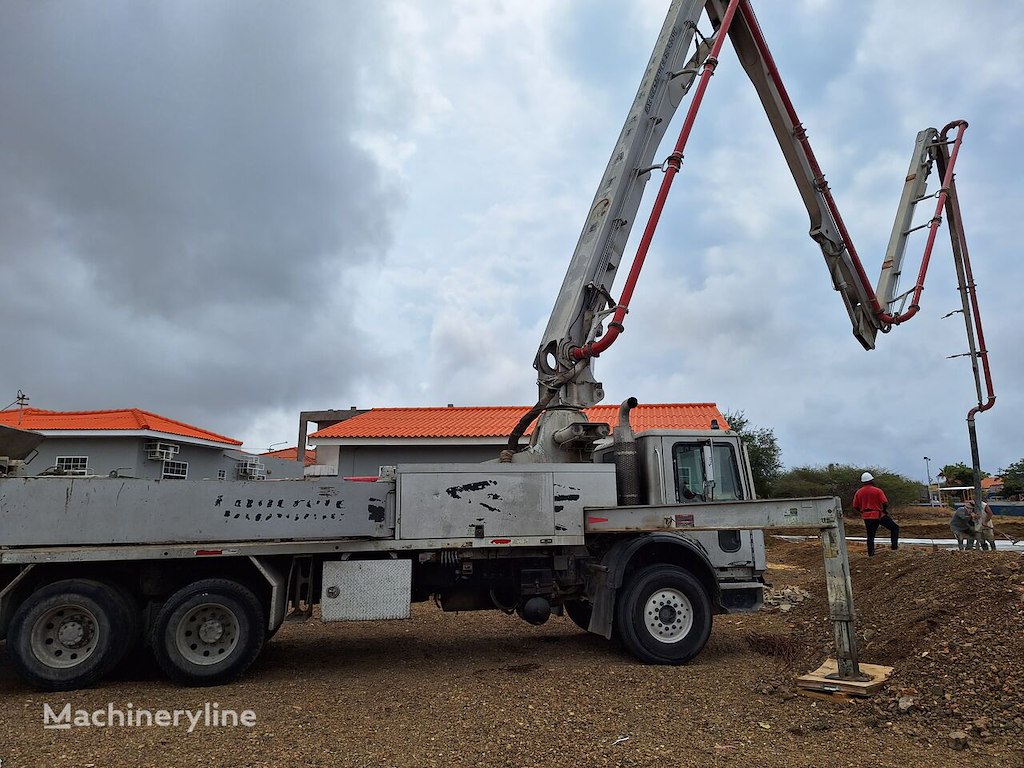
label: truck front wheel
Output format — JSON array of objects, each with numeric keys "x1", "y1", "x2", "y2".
[
  {"x1": 7, "y1": 579, "x2": 134, "y2": 691},
  {"x1": 614, "y1": 565, "x2": 711, "y2": 665},
  {"x1": 151, "y1": 579, "x2": 265, "y2": 686}
]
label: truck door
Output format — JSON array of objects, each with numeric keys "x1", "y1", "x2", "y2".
[{"x1": 660, "y1": 437, "x2": 759, "y2": 566}]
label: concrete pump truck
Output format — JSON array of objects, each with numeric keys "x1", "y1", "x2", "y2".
[{"x1": 0, "y1": 0, "x2": 985, "y2": 691}]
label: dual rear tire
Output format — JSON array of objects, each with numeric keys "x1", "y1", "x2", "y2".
[
  {"x1": 7, "y1": 577, "x2": 265, "y2": 690},
  {"x1": 150, "y1": 579, "x2": 265, "y2": 686},
  {"x1": 7, "y1": 579, "x2": 135, "y2": 691}
]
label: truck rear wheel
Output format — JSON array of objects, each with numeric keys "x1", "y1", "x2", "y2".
[
  {"x1": 7, "y1": 579, "x2": 134, "y2": 691},
  {"x1": 151, "y1": 579, "x2": 265, "y2": 686},
  {"x1": 614, "y1": 564, "x2": 711, "y2": 665}
]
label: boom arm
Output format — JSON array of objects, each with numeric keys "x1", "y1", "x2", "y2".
[
  {"x1": 717, "y1": 2, "x2": 975, "y2": 345},
  {"x1": 510, "y1": 0, "x2": 991, "y2": 461},
  {"x1": 532, "y1": 0, "x2": 713, "y2": 412}
]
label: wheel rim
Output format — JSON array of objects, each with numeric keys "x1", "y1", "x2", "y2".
[
  {"x1": 174, "y1": 602, "x2": 240, "y2": 666},
  {"x1": 30, "y1": 603, "x2": 99, "y2": 669},
  {"x1": 644, "y1": 588, "x2": 694, "y2": 643}
]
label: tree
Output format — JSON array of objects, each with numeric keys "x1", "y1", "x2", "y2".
[
  {"x1": 939, "y1": 462, "x2": 989, "y2": 488},
  {"x1": 723, "y1": 410, "x2": 782, "y2": 498},
  {"x1": 774, "y1": 464, "x2": 922, "y2": 511},
  {"x1": 999, "y1": 459, "x2": 1024, "y2": 498}
]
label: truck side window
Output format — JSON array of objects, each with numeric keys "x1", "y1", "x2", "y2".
[
  {"x1": 672, "y1": 444, "x2": 704, "y2": 502},
  {"x1": 712, "y1": 444, "x2": 744, "y2": 501}
]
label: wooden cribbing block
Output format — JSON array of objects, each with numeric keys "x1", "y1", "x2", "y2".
[{"x1": 794, "y1": 658, "x2": 893, "y2": 697}]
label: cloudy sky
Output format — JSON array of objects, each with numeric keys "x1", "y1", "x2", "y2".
[{"x1": 1, "y1": 0, "x2": 1020, "y2": 482}]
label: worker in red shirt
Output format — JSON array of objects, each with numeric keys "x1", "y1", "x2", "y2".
[{"x1": 851, "y1": 471, "x2": 899, "y2": 556}]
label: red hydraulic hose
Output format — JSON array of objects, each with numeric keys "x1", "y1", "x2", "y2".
[
  {"x1": 572, "y1": 0, "x2": 744, "y2": 362},
  {"x1": 574, "y1": 0, "x2": 976, "y2": 365}
]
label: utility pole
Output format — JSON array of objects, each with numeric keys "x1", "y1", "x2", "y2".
[{"x1": 923, "y1": 456, "x2": 933, "y2": 504}]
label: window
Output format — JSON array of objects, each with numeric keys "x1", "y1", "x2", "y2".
[
  {"x1": 673, "y1": 444, "x2": 704, "y2": 501},
  {"x1": 162, "y1": 460, "x2": 189, "y2": 479},
  {"x1": 672, "y1": 441, "x2": 746, "y2": 502},
  {"x1": 217, "y1": 469, "x2": 226, "y2": 480},
  {"x1": 711, "y1": 444, "x2": 744, "y2": 501},
  {"x1": 56, "y1": 456, "x2": 89, "y2": 476},
  {"x1": 718, "y1": 530, "x2": 742, "y2": 552}
]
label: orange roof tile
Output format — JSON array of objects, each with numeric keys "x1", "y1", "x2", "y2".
[
  {"x1": 309, "y1": 403, "x2": 727, "y2": 440},
  {"x1": 261, "y1": 447, "x2": 317, "y2": 466},
  {"x1": 0, "y1": 408, "x2": 241, "y2": 446},
  {"x1": 586, "y1": 404, "x2": 728, "y2": 434}
]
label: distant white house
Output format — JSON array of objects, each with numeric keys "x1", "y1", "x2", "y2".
[{"x1": 0, "y1": 407, "x2": 300, "y2": 480}]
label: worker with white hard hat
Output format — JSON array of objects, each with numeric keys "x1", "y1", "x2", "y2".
[{"x1": 851, "y1": 471, "x2": 899, "y2": 556}]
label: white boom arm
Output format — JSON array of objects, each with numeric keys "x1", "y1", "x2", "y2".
[{"x1": 509, "y1": 0, "x2": 980, "y2": 462}]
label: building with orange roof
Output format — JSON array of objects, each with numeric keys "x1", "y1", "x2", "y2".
[
  {"x1": 981, "y1": 476, "x2": 1004, "y2": 498},
  {"x1": 260, "y1": 446, "x2": 318, "y2": 466},
  {"x1": 306, "y1": 403, "x2": 728, "y2": 477},
  {"x1": 0, "y1": 407, "x2": 301, "y2": 481}
]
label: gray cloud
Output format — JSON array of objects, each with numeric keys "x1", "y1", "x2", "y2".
[
  {"x1": 0, "y1": 2, "x2": 401, "y2": 440},
  {"x1": 1, "y1": 0, "x2": 1020, "y2": 483}
]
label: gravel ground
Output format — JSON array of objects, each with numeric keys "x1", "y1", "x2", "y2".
[{"x1": 1, "y1": 507, "x2": 1021, "y2": 767}]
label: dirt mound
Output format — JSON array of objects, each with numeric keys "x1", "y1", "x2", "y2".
[
  {"x1": 768, "y1": 540, "x2": 1024, "y2": 739},
  {"x1": 767, "y1": 537, "x2": 831, "y2": 571},
  {"x1": 896, "y1": 505, "x2": 961, "y2": 523}
]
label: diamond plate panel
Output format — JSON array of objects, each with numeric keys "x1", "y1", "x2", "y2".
[{"x1": 320, "y1": 560, "x2": 411, "y2": 621}]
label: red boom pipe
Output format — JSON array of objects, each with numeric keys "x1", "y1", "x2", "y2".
[{"x1": 574, "y1": 1, "x2": 977, "y2": 364}]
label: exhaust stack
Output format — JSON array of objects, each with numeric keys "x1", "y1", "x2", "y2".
[{"x1": 613, "y1": 397, "x2": 641, "y2": 506}]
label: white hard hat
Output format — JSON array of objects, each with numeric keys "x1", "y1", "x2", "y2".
[{"x1": 861, "y1": 472, "x2": 874, "y2": 482}]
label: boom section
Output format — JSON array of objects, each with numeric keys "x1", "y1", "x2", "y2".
[
  {"x1": 714, "y1": 1, "x2": 973, "y2": 349},
  {"x1": 533, "y1": 0, "x2": 710, "y2": 408},
  {"x1": 515, "y1": 0, "x2": 984, "y2": 462}
]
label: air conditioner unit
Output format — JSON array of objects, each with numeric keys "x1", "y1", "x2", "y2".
[
  {"x1": 0, "y1": 457, "x2": 27, "y2": 477},
  {"x1": 237, "y1": 457, "x2": 267, "y2": 480},
  {"x1": 145, "y1": 442, "x2": 180, "y2": 461}
]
